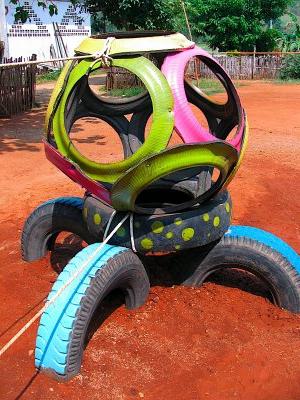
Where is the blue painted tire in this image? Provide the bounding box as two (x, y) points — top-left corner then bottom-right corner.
(21, 197), (96, 262)
(180, 226), (300, 313)
(35, 243), (150, 381)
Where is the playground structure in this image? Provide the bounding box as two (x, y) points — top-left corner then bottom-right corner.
(21, 31), (300, 381)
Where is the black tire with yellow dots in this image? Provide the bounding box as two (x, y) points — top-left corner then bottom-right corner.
(83, 190), (232, 254)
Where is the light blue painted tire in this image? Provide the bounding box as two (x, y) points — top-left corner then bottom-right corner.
(181, 226), (300, 312)
(35, 243), (150, 381)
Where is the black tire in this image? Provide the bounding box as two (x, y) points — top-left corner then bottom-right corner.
(22, 197), (96, 262)
(35, 245), (150, 381)
(79, 75), (152, 117)
(84, 190), (232, 254)
(179, 235), (300, 313)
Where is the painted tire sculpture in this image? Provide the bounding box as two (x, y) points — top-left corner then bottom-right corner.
(20, 32), (300, 383)
(45, 33), (245, 211)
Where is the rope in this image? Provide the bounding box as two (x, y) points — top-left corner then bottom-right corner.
(103, 210), (117, 241)
(0, 36), (115, 69)
(129, 213), (137, 253)
(179, 0), (193, 41)
(0, 212), (129, 357)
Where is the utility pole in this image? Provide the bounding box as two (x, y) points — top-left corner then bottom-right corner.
(0, 0), (8, 59)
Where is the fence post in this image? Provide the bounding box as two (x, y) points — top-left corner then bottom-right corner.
(252, 46), (256, 79)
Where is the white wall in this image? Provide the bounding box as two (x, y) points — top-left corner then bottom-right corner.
(5, 0), (91, 60)
(0, 0), (9, 57)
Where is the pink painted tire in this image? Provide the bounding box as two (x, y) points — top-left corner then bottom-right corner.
(161, 46), (245, 152)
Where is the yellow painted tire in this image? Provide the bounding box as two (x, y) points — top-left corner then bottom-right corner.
(111, 142), (238, 214)
(51, 56), (174, 183)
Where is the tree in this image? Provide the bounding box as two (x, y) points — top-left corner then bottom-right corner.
(186, 0), (293, 51)
(85, 0), (175, 31)
(9, 0), (176, 30)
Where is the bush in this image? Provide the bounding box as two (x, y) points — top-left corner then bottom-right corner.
(280, 55), (300, 80)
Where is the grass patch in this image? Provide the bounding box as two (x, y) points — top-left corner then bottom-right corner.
(274, 79), (300, 85)
(37, 69), (62, 84)
(103, 86), (146, 97)
(189, 78), (246, 95)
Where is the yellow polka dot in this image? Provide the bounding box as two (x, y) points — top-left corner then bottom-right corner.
(203, 213), (210, 222)
(213, 216), (220, 227)
(175, 245), (181, 250)
(83, 207), (88, 220)
(134, 221), (141, 229)
(166, 231), (174, 239)
(181, 228), (195, 241)
(93, 213), (102, 225)
(116, 226), (126, 237)
(225, 202), (230, 213)
(174, 218), (183, 226)
(151, 221), (164, 234)
(141, 238), (153, 250)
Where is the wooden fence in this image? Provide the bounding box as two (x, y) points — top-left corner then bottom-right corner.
(187, 53), (287, 80)
(106, 53), (298, 91)
(106, 66), (144, 91)
(0, 55), (37, 117)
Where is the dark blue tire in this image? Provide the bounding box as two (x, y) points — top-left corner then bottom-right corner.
(21, 197), (95, 262)
(35, 243), (150, 381)
(181, 226), (300, 313)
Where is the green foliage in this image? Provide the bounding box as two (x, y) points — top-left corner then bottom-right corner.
(9, 0), (175, 31)
(9, 0), (58, 23)
(275, 11), (300, 50)
(280, 54), (300, 79)
(186, 0), (292, 51)
(85, 0), (175, 31)
(36, 69), (62, 83)
(256, 29), (282, 51)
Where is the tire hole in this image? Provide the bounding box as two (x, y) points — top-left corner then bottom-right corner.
(69, 117), (125, 163)
(84, 289), (124, 348)
(205, 268), (273, 302)
(50, 232), (88, 273)
(136, 186), (194, 208)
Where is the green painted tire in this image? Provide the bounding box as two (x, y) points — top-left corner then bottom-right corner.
(51, 57), (174, 183)
(111, 142), (238, 214)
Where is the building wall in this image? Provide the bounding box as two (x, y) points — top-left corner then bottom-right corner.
(5, 0), (90, 60)
(0, 0), (8, 58)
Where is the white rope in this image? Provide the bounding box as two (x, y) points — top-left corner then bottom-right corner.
(0, 212), (129, 357)
(0, 36), (115, 69)
(129, 213), (137, 253)
(103, 210), (117, 241)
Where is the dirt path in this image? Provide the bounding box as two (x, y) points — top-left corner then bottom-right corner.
(0, 81), (299, 400)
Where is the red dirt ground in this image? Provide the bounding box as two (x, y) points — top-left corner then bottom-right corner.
(0, 81), (299, 400)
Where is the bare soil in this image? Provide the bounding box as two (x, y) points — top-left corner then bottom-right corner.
(0, 81), (299, 400)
